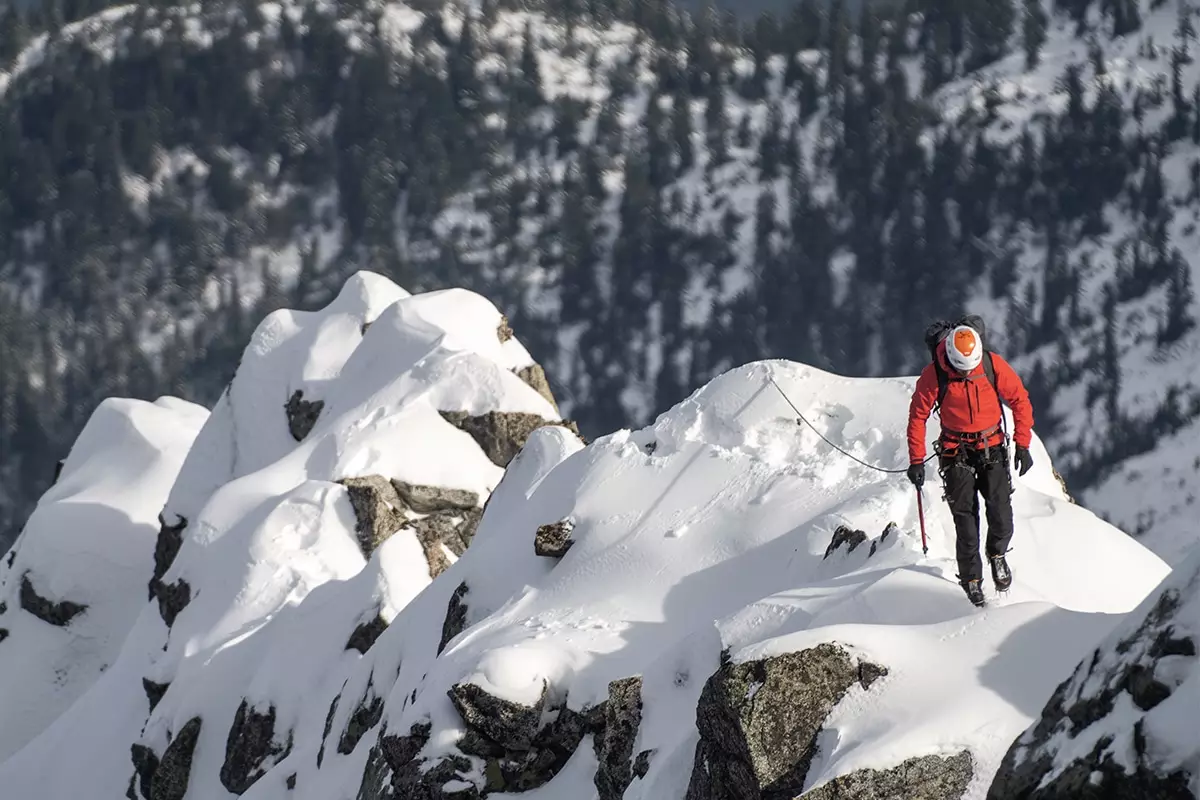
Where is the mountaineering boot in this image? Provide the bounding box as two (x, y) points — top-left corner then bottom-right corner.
(961, 579), (986, 608)
(990, 554), (1012, 592)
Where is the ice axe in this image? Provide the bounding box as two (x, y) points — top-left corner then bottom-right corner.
(916, 485), (929, 556)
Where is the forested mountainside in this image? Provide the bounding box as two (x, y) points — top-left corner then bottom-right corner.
(0, 0), (1198, 560)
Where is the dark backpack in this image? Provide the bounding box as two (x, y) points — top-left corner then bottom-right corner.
(923, 315), (1000, 418)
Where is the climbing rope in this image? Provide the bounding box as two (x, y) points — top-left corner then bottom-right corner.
(767, 376), (937, 474)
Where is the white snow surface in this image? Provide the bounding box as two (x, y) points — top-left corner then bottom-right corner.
(0, 394), (208, 763)
(0, 272), (1176, 800)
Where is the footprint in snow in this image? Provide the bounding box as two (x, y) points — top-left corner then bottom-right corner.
(665, 524), (689, 538)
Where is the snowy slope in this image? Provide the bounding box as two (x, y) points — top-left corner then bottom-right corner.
(0, 266), (1174, 800)
(0, 394), (207, 762)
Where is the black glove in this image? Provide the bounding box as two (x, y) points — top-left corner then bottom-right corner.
(907, 462), (925, 487)
(1015, 446), (1033, 477)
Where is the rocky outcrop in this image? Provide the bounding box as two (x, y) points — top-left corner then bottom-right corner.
(339, 682), (384, 756)
(129, 743), (159, 800)
(497, 316), (514, 343)
(155, 578), (191, 628)
(143, 679), (170, 713)
(824, 526), (867, 559)
(0, 628), (8, 643)
(801, 751), (974, 799)
(149, 717), (202, 800)
(439, 410), (581, 468)
(341, 476), (405, 557)
(346, 611), (390, 655)
(359, 720), (482, 799)
(149, 513), (187, 600)
(516, 364), (558, 412)
(439, 582), (470, 655)
(284, 390), (324, 442)
(19, 572), (88, 626)
(391, 481), (479, 514)
(220, 701), (292, 795)
(411, 513), (466, 579)
(535, 519), (575, 558)
(470, 702), (592, 794)
(987, 562), (1200, 800)
(685, 645), (889, 800)
(318, 692), (341, 769)
(594, 677), (644, 800)
(449, 680), (549, 751)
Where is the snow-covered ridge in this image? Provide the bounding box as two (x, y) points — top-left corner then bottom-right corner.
(0, 271), (1181, 800)
(0, 394), (208, 763)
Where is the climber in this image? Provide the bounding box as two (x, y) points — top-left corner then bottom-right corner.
(905, 319), (1035, 608)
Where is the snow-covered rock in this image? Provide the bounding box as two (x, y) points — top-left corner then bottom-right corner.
(987, 544), (1200, 800)
(0, 272), (1177, 800)
(0, 395), (207, 762)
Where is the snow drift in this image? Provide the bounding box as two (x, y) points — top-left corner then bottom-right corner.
(0, 271), (1179, 800)
(0, 395), (207, 762)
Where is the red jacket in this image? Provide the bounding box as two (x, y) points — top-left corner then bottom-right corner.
(907, 342), (1034, 463)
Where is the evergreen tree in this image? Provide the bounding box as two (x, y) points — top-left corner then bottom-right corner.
(1023, 0), (1049, 69)
(1101, 282), (1121, 425)
(1160, 249), (1196, 343)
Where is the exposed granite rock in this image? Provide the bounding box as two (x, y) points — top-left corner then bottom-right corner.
(339, 684), (384, 755)
(284, 390), (324, 442)
(439, 582), (470, 655)
(497, 316), (514, 343)
(824, 525), (868, 559)
(221, 701), (291, 795)
(476, 704), (590, 793)
(20, 572), (87, 626)
(150, 716), (202, 800)
(410, 513), (462, 579)
(685, 644), (888, 800)
(362, 720), (480, 799)
(801, 751), (974, 799)
(449, 679), (549, 750)
(391, 481), (479, 514)
(155, 579), (191, 628)
(347, 612), (390, 655)
(439, 410), (579, 468)
(594, 676), (644, 800)
(143, 678), (170, 713)
(1053, 468), (1075, 504)
(130, 743), (160, 800)
(535, 519), (575, 558)
(318, 692), (341, 769)
(149, 513), (187, 601)
(340, 476), (406, 557)
(457, 508), (484, 549)
(633, 749), (655, 780)
(516, 364), (559, 412)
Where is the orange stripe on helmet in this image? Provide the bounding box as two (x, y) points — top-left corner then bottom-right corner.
(953, 328), (977, 356)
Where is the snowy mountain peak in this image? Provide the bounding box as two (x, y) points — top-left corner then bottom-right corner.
(0, 273), (1183, 799)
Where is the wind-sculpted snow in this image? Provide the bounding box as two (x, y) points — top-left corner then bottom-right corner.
(0, 272), (1176, 800)
(0, 395), (208, 763)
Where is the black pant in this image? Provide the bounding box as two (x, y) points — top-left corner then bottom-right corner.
(939, 446), (1013, 584)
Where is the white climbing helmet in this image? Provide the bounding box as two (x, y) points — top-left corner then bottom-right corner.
(945, 325), (983, 373)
